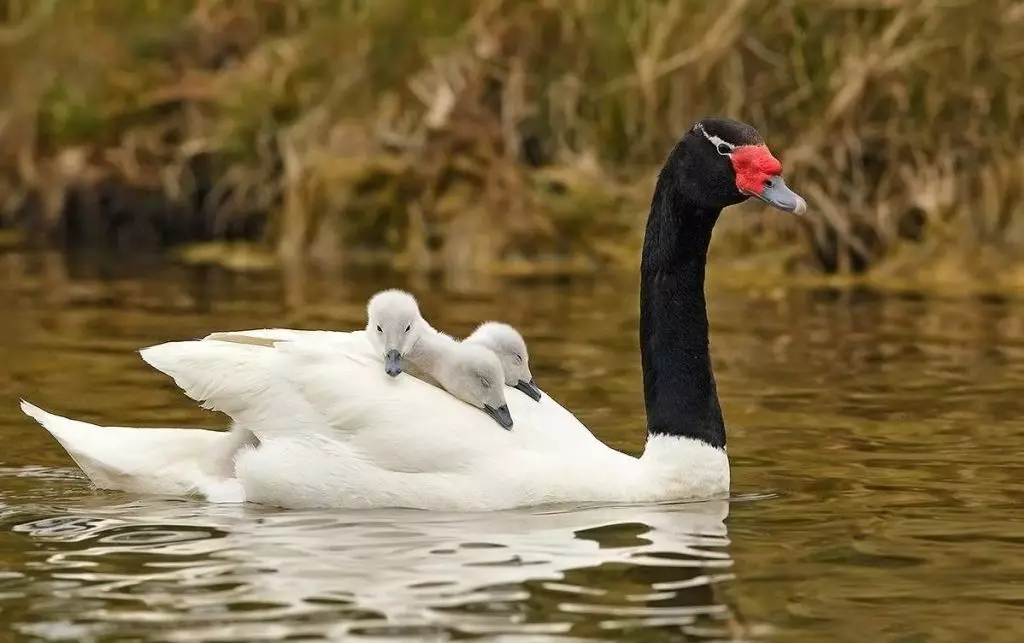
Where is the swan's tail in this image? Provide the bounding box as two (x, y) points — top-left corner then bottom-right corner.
(19, 400), (247, 502)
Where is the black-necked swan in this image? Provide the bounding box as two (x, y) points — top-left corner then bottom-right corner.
(19, 116), (806, 510)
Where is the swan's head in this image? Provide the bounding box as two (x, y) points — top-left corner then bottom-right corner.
(366, 289), (428, 377)
(465, 321), (542, 402)
(444, 343), (514, 430)
(669, 117), (806, 215)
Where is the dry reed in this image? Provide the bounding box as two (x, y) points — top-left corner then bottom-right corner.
(0, 0), (1021, 282)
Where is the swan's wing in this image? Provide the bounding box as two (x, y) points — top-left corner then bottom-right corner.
(139, 340), (335, 438)
(142, 329), (372, 415)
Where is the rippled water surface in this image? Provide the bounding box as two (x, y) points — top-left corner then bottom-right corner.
(2, 252), (1023, 642)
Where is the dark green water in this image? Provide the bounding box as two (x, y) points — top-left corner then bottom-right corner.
(1, 252), (1022, 642)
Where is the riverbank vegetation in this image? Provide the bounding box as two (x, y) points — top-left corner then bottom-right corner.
(0, 0), (1021, 286)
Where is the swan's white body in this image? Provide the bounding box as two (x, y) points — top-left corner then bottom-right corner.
(21, 327), (729, 511)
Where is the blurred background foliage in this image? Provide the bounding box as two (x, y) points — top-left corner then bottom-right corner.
(0, 0), (1021, 287)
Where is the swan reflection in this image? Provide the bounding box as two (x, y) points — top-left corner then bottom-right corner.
(8, 492), (751, 640)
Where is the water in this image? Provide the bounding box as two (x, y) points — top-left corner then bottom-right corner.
(1, 252), (1023, 642)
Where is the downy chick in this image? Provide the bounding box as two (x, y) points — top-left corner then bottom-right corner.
(429, 339), (513, 430)
(464, 322), (543, 402)
(365, 289), (434, 377)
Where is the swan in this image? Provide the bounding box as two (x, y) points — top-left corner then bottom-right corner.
(20, 116), (806, 510)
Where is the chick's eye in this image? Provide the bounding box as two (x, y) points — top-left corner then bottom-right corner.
(717, 143), (732, 155)
(405, 325), (411, 333)
(479, 378), (490, 388)
(514, 354), (523, 364)
(376, 325), (382, 333)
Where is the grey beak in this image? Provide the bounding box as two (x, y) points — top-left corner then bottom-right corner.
(746, 175), (807, 215)
(384, 349), (402, 377)
(513, 378), (542, 402)
(483, 404), (513, 430)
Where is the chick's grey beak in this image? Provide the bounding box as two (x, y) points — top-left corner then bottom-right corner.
(384, 349), (402, 377)
(747, 175), (807, 215)
(484, 404), (513, 430)
(513, 378), (543, 402)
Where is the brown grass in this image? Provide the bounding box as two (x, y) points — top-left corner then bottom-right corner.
(0, 0), (1021, 282)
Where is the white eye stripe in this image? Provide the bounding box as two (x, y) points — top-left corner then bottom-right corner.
(694, 123), (735, 156)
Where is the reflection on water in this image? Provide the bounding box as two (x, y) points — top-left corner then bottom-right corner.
(1, 490), (742, 642)
(1, 252), (1024, 641)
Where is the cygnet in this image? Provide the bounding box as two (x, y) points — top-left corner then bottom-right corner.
(366, 290), (513, 429)
(464, 321), (542, 402)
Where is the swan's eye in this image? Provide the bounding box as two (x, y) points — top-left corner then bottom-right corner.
(717, 143), (732, 155)
(405, 325), (411, 333)
(376, 325), (382, 333)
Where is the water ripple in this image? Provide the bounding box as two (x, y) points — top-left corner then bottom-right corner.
(0, 489), (739, 641)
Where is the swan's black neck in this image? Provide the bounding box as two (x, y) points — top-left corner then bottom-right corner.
(639, 167), (726, 449)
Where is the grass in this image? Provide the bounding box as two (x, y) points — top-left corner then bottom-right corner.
(0, 0), (1021, 283)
